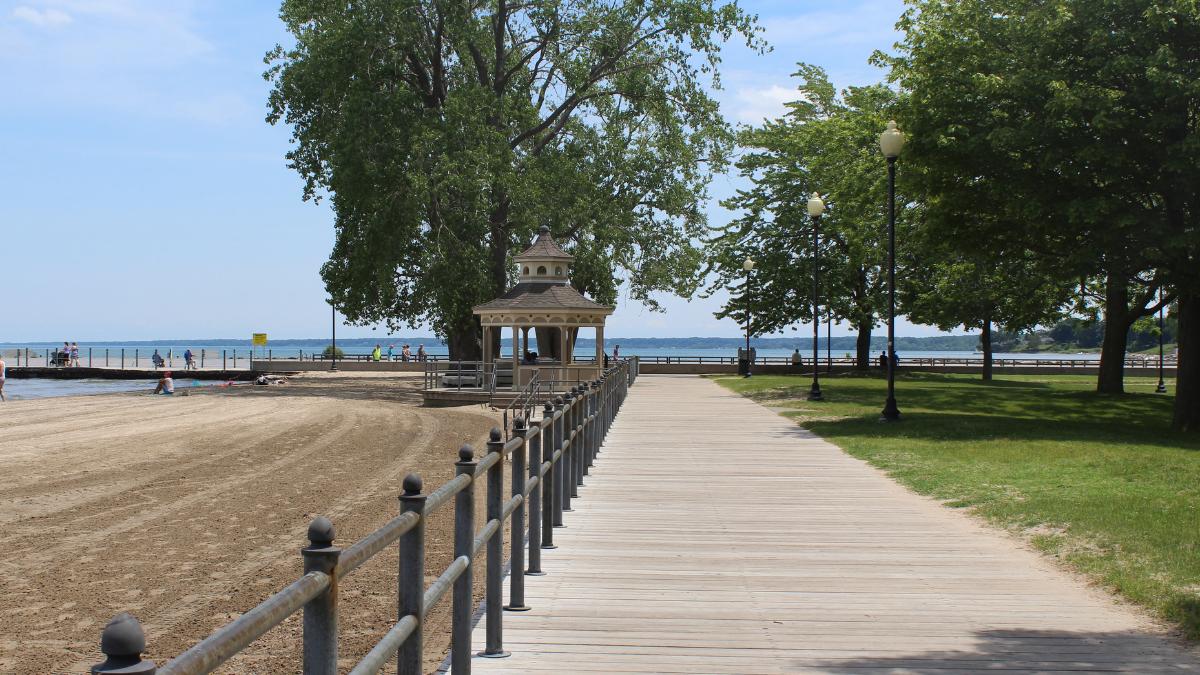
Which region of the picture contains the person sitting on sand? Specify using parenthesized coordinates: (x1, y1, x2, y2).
(154, 371, 175, 395)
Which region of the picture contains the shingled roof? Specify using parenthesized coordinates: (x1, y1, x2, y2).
(474, 282, 612, 313)
(514, 225, 574, 262)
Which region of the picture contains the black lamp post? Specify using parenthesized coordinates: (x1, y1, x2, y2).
(879, 120, 906, 421)
(807, 192, 826, 401)
(1157, 286, 1167, 394)
(743, 257, 755, 377)
(330, 300, 339, 372)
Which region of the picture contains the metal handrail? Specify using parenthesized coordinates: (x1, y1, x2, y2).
(90, 359, 639, 675)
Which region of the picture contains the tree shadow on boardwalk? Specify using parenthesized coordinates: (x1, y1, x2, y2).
(799, 628, 1200, 674)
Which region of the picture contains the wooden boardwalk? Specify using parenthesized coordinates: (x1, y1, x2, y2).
(468, 374, 1199, 674)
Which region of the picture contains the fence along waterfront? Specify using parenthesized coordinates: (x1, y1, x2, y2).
(88, 359, 638, 675)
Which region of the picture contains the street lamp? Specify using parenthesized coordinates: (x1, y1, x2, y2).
(807, 192, 825, 401)
(879, 120, 905, 421)
(1157, 286, 1167, 394)
(743, 257, 755, 377)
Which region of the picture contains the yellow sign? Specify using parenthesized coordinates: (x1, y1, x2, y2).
(252, 333, 268, 346)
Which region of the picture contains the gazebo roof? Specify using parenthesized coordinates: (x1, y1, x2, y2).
(473, 282, 612, 313)
(514, 225, 573, 262)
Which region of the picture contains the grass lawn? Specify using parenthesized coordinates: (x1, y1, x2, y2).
(715, 371, 1200, 639)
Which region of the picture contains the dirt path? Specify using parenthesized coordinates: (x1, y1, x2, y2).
(0, 373, 499, 674)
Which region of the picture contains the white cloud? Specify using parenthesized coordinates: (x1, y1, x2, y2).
(12, 6, 72, 26)
(730, 83, 796, 124)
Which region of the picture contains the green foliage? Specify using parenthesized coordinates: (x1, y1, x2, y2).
(266, 0, 762, 356)
(706, 65, 898, 347)
(719, 371, 1200, 638)
(321, 345, 345, 359)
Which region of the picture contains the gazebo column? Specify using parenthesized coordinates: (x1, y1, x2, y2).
(595, 325, 604, 366)
(482, 325, 492, 366)
(512, 325, 521, 390)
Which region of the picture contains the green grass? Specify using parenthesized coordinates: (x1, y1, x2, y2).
(715, 371, 1200, 638)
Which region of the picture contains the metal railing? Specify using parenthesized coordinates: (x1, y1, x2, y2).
(629, 354, 1178, 368)
(89, 359, 637, 675)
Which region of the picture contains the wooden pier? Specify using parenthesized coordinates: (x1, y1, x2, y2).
(467, 374, 1199, 674)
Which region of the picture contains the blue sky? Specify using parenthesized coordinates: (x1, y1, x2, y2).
(0, 0, 946, 341)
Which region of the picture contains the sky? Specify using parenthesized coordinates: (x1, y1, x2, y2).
(0, 0, 950, 342)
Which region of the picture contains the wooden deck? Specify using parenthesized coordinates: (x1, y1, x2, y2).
(467, 374, 1199, 674)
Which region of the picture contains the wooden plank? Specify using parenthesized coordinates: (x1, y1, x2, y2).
(465, 375, 1200, 674)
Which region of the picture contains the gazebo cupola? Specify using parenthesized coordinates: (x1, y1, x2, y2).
(473, 225, 614, 389)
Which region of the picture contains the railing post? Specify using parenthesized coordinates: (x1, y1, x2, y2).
(552, 396, 566, 525)
(201, 348, 205, 368)
(451, 445, 477, 675)
(302, 516, 340, 675)
(507, 417, 533, 606)
(92, 613, 156, 674)
(397, 474, 426, 675)
(562, 390, 576, 511)
(572, 386, 584, 494)
(588, 380, 599, 467)
(527, 414, 547, 569)
(541, 402, 557, 547)
(481, 428, 510, 658)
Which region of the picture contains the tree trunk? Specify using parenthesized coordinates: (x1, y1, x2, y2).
(1174, 289, 1199, 432)
(981, 317, 993, 381)
(447, 322, 482, 361)
(1097, 273, 1130, 394)
(855, 320, 872, 370)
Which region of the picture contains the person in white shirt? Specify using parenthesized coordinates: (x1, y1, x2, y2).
(154, 371, 175, 395)
(0, 354, 7, 401)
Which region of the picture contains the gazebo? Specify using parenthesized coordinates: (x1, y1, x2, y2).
(474, 226, 613, 390)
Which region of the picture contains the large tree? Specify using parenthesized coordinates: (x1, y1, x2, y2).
(267, 0, 761, 358)
(706, 65, 897, 368)
(880, 0, 1200, 430)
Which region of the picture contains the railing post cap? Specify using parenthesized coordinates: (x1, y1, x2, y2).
(542, 401, 554, 413)
(553, 396, 564, 406)
(489, 427, 503, 443)
(307, 516, 336, 546)
(92, 612, 156, 674)
(402, 473, 423, 496)
(514, 416, 527, 431)
(458, 443, 476, 463)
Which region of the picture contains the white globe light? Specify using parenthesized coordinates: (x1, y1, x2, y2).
(879, 120, 906, 158)
(807, 192, 825, 218)
(743, 257, 755, 272)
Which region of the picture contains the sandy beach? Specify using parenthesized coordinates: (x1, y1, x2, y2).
(0, 372, 500, 674)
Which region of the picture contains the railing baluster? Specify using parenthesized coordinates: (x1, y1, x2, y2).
(541, 402, 558, 547)
(397, 475, 426, 675)
(302, 517, 340, 675)
(553, 397, 566, 525)
(451, 445, 476, 675)
(481, 429, 509, 658)
(507, 418, 533, 606)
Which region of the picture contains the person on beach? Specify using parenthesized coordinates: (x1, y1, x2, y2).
(372, 344, 382, 362)
(417, 344, 426, 361)
(387, 344, 394, 361)
(0, 353, 7, 401)
(153, 371, 175, 395)
(184, 349, 195, 370)
(402, 344, 412, 361)
(152, 349, 165, 369)
(69, 342, 80, 367)
(612, 344, 620, 360)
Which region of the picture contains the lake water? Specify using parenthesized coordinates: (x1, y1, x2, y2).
(2, 378, 200, 401)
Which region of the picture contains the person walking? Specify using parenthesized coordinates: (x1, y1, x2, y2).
(387, 344, 395, 361)
(417, 344, 427, 361)
(878, 351, 888, 370)
(0, 352, 7, 401)
(184, 348, 195, 371)
(372, 344, 382, 362)
(69, 342, 80, 367)
(612, 344, 620, 360)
